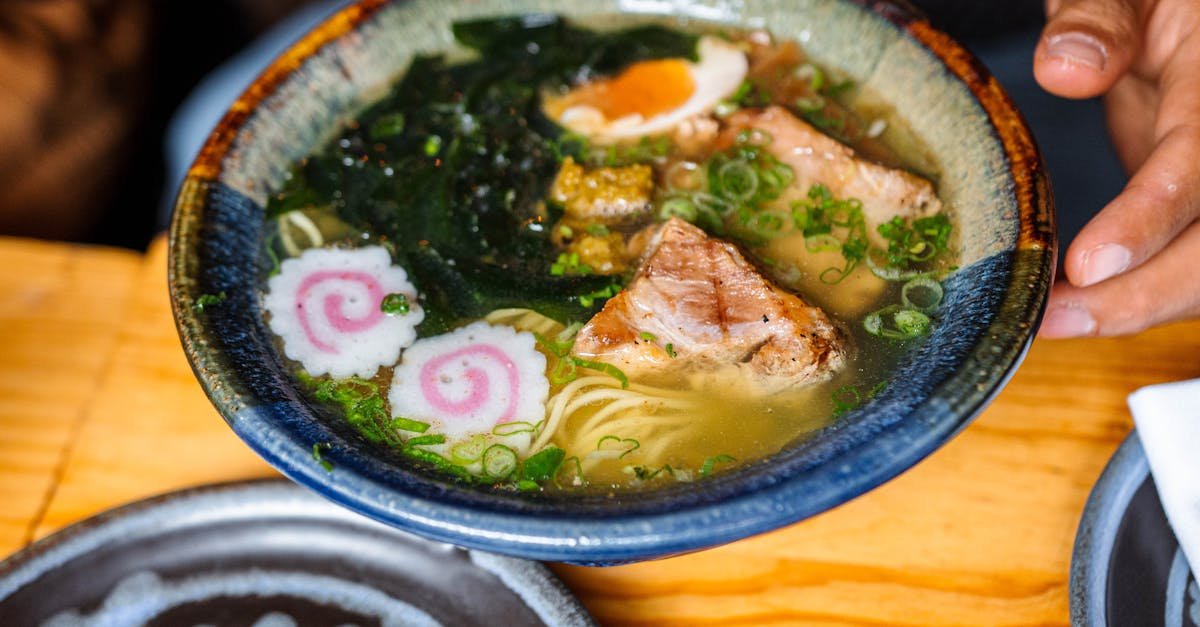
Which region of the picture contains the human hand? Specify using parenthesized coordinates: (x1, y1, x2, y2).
(1033, 0, 1200, 337)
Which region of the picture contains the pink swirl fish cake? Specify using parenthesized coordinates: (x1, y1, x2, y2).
(388, 322, 549, 454)
(264, 246, 423, 378)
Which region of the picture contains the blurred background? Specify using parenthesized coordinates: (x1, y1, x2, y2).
(0, 0, 1124, 253)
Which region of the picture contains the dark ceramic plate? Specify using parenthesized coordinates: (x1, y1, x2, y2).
(1071, 434, 1199, 626)
(0, 480, 592, 626)
(170, 0, 1054, 563)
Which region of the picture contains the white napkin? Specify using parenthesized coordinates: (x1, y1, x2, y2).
(1129, 379, 1200, 581)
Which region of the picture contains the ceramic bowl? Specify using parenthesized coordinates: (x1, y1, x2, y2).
(170, 0, 1054, 564)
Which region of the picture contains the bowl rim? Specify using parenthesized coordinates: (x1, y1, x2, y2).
(169, 0, 1056, 562)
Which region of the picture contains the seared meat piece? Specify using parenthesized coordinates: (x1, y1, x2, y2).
(721, 106, 940, 246)
(723, 106, 944, 315)
(571, 218, 847, 391)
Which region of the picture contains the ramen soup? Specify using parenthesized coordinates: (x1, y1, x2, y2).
(259, 15, 957, 492)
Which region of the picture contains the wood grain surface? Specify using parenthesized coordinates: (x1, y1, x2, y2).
(1, 234, 1198, 625)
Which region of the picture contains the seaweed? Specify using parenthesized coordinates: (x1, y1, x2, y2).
(266, 16, 696, 334)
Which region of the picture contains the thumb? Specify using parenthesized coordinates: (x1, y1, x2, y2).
(1034, 0, 1142, 99)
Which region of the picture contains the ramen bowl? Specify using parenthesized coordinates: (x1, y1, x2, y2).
(170, 0, 1054, 564)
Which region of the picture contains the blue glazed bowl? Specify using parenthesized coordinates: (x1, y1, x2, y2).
(170, 0, 1054, 564)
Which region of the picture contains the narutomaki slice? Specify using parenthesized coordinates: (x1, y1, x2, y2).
(264, 246, 423, 379)
(389, 322, 549, 456)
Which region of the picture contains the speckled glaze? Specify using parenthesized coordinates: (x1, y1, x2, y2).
(170, 0, 1055, 563)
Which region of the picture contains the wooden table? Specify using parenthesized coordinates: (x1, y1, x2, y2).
(1, 235, 1197, 625)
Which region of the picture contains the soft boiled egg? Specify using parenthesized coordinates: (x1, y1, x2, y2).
(542, 35, 748, 143)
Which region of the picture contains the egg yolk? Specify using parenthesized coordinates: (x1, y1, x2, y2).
(565, 59, 696, 120)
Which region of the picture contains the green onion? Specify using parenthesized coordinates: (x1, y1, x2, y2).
(405, 434, 447, 448)
(380, 292, 410, 315)
(193, 291, 227, 313)
(572, 358, 629, 388)
(805, 233, 842, 252)
(717, 160, 759, 201)
(493, 421, 540, 436)
(312, 377, 400, 447)
(423, 135, 443, 156)
(311, 442, 334, 472)
(516, 479, 540, 491)
(664, 343, 677, 358)
(901, 276, 944, 313)
(876, 214, 952, 269)
(522, 446, 566, 482)
(554, 456, 586, 488)
(368, 112, 406, 140)
(450, 435, 489, 463)
(578, 282, 619, 308)
(482, 444, 519, 480)
(557, 322, 583, 343)
(392, 417, 430, 433)
(865, 247, 923, 281)
(699, 454, 736, 477)
(864, 304, 932, 340)
(639, 331, 658, 342)
(894, 309, 931, 336)
(596, 435, 640, 459)
(585, 223, 610, 236)
(550, 251, 592, 276)
(659, 196, 698, 221)
(265, 233, 283, 277)
(795, 95, 826, 113)
(800, 62, 825, 93)
(402, 447, 474, 482)
(832, 385, 862, 416)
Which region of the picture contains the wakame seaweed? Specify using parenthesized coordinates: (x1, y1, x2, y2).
(266, 16, 699, 331)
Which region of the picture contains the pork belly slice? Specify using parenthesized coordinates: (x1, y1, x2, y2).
(571, 218, 847, 391)
(722, 106, 941, 247)
(724, 106, 943, 316)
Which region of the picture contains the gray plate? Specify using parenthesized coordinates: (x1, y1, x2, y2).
(1071, 433, 1199, 626)
(0, 479, 593, 626)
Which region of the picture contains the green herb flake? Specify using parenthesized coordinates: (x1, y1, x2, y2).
(638, 331, 658, 342)
(585, 223, 610, 236)
(522, 446, 566, 482)
(405, 434, 447, 448)
(549, 252, 592, 277)
(699, 454, 736, 477)
(572, 358, 629, 388)
(392, 416, 431, 433)
(193, 291, 227, 313)
(482, 444, 519, 480)
(423, 135, 443, 156)
(664, 343, 677, 358)
(310, 377, 401, 447)
(380, 292, 411, 315)
(311, 442, 334, 472)
(368, 112, 406, 140)
(578, 282, 620, 308)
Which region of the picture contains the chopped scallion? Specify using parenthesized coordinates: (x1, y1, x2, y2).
(481, 444, 519, 480)
(380, 292, 411, 315)
(392, 417, 430, 433)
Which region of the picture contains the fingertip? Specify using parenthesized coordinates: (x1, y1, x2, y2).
(1034, 0, 1141, 100)
(1034, 30, 1116, 98)
(1040, 286, 1100, 338)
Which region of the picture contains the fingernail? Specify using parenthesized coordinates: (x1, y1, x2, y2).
(1045, 32, 1107, 70)
(1079, 243, 1131, 286)
(1041, 303, 1097, 338)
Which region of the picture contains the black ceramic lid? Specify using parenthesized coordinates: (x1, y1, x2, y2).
(0, 479, 593, 626)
